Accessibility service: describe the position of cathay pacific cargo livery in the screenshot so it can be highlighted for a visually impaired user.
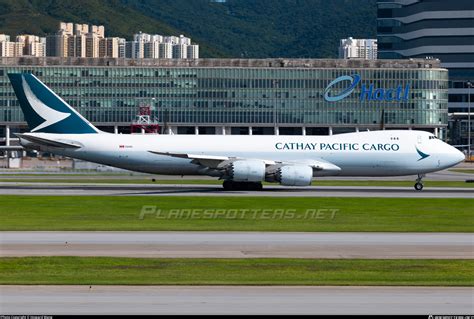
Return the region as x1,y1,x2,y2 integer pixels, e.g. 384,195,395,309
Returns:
8,73,465,191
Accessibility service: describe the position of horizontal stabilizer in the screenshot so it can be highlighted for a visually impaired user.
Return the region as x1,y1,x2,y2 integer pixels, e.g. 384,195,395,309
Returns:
0,145,24,151
16,133,82,149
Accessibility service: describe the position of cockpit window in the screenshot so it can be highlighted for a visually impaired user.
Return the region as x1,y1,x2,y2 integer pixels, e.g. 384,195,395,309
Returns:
429,135,438,140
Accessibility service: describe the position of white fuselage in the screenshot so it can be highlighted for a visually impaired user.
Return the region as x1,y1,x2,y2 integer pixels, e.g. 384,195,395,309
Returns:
20,130,465,178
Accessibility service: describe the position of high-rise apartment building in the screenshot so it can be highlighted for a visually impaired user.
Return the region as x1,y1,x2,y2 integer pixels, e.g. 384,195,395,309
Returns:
187,45,199,59
178,35,191,45
85,36,99,58
27,40,44,57
0,35,14,57
151,35,163,43
377,0,474,147
60,22,74,35
144,41,160,59
99,37,123,58
46,22,105,58
164,36,179,45
118,38,126,58
159,43,173,59
338,37,377,59
126,32,198,59
74,23,89,36
172,44,187,59
91,25,105,38
23,22,198,60
68,34,86,57
0,34,45,57
132,41,145,59
46,32,68,57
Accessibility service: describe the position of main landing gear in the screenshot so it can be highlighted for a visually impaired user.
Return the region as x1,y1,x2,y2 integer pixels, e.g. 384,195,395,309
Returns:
222,180,263,191
414,174,424,191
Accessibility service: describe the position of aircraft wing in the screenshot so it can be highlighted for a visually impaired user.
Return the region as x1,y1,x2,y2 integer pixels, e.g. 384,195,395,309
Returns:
147,150,340,172
148,150,277,168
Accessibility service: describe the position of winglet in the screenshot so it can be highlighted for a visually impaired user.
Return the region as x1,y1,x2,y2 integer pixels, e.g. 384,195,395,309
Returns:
8,73,100,134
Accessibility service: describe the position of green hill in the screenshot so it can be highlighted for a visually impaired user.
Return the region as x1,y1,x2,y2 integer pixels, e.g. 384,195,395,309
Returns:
0,0,376,58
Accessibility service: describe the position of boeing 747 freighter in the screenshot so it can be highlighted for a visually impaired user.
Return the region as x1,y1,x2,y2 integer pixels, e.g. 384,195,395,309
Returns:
8,73,465,191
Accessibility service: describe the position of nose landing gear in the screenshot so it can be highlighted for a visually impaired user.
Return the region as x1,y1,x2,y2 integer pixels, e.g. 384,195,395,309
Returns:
414,174,424,191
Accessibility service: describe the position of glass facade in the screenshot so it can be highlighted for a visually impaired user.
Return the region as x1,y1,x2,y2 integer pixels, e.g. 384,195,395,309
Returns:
377,0,474,146
0,58,448,133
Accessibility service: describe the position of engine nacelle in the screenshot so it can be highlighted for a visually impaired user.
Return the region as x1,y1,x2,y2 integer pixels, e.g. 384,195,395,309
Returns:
228,160,266,182
276,165,313,186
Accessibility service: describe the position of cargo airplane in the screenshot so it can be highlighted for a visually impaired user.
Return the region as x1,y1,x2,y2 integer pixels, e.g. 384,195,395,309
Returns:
8,73,465,191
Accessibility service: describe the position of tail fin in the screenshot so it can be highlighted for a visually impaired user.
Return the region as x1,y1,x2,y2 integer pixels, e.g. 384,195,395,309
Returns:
8,73,100,134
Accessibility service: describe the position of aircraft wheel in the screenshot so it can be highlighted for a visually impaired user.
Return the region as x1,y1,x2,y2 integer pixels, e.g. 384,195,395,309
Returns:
414,182,424,191
222,181,263,191
222,180,233,191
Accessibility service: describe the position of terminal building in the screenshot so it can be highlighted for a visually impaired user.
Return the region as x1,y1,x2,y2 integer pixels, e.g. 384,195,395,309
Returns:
0,57,448,153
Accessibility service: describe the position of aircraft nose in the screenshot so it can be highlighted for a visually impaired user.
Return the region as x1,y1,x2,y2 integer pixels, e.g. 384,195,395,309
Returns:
451,147,465,164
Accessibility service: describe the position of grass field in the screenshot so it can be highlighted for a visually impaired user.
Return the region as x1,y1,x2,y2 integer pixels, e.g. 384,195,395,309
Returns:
0,257,471,286
449,169,474,175
0,178,473,187
1,196,472,232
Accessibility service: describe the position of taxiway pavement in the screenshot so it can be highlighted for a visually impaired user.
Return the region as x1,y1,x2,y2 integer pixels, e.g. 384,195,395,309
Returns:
1,285,472,315
2,231,472,259
0,183,473,198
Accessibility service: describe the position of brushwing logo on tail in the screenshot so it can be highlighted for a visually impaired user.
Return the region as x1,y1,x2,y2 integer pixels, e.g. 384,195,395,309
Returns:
22,76,71,132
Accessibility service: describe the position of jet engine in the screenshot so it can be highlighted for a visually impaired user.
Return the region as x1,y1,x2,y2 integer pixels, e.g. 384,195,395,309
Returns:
275,165,313,186
227,160,266,182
